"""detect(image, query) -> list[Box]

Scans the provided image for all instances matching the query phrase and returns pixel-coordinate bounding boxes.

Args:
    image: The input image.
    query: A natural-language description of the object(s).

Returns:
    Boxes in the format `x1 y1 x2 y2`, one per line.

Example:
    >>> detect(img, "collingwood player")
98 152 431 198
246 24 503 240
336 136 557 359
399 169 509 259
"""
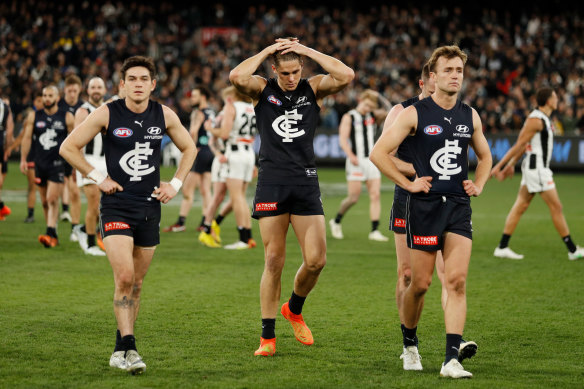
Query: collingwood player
60 56 196 374
0 98 14 220
329 89 390 242
71 77 108 256
491 87 584 260
230 37 354 356
370 45 492 378
20 85 74 247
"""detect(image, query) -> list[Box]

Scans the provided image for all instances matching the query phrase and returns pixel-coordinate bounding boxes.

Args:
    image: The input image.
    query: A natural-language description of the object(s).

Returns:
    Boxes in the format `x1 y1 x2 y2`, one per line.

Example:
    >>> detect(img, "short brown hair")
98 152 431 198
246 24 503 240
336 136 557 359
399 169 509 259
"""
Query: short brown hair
121 56 157 81
64 74 82 87
193 85 211 99
427 45 467 73
421 62 430 82
271 37 303 68
536 87 554 107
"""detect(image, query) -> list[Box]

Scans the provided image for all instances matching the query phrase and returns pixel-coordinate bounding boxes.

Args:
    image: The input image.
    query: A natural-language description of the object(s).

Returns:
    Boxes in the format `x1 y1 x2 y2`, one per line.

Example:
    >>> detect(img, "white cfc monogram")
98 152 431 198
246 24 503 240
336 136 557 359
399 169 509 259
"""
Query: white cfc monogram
430 139 462 180
119 142 155 181
272 109 305 142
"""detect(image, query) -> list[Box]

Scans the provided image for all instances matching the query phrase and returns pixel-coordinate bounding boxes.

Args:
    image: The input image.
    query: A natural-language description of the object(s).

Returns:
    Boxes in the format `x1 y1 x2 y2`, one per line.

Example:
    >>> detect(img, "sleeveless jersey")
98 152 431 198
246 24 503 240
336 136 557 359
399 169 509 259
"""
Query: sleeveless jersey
410 97 474 197
394 95 420 196
59 99 83 115
102 99 166 206
194 107 215 148
525 109 554 169
228 101 256 146
254 78 321 185
79 101 105 158
0 101 9 149
32 108 68 167
347 109 376 158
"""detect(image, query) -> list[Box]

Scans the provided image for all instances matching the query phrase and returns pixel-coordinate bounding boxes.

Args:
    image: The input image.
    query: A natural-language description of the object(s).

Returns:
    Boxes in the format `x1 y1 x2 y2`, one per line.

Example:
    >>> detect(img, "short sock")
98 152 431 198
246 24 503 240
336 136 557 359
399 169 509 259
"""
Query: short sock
62 204 69 212
371 220 379 232
177 216 186 226
445 333 462 363
334 213 343 224
237 226 246 243
402 326 418 347
215 215 224 225
87 234 96 248
261 318 276 339
563 235 577 253
27 208 34 217
80 225 86 233
121 335 137 352
47 227 57 239
499 234 511 249
202 223 211 234
288 291 306 315
0 202 4 209
71 223 78 231
199 215 206 227
246 228 253 240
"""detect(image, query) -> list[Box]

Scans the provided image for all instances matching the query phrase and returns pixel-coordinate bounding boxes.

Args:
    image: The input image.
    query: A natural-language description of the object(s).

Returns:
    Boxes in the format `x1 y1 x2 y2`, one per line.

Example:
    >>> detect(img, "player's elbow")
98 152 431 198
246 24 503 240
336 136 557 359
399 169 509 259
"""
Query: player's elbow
229 69 243 86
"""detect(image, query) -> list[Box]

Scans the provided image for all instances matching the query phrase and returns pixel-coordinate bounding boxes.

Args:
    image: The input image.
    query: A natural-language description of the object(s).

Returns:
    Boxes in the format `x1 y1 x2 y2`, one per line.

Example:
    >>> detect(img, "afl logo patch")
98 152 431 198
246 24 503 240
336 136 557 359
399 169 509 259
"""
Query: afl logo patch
268 95 282 106
36 121 46 128
113 128 133 138
456 125 469 133
147 126 162 135
424 125 443 135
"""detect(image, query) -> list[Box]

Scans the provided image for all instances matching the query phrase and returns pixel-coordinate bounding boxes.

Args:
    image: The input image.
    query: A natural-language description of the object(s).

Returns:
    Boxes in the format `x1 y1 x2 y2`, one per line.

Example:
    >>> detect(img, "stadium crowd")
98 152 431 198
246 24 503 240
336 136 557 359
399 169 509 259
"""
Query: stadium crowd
1 1 584 135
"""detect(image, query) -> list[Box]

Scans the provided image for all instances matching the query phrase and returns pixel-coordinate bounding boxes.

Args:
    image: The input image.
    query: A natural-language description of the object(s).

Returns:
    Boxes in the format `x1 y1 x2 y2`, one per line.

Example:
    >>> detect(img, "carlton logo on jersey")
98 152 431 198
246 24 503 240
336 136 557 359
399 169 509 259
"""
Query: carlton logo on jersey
272 109 305 142
39 129 58 150
268 95 282 106
114 128 133 138
430 139 462 180
119 142 155 181
424 125 443 135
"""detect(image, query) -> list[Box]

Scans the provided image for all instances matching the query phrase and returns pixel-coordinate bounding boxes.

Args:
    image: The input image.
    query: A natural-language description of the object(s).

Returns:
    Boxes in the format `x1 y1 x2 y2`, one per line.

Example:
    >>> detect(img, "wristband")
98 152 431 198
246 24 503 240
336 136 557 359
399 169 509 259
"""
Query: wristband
169 177 183 192
87 169 106 185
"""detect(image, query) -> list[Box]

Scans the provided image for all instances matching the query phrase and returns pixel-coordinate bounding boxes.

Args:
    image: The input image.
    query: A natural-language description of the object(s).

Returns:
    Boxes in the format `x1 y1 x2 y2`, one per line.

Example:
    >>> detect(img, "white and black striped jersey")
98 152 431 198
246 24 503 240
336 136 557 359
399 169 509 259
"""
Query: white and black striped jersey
79 101 105 158
0 101 10 149
347 109 376 158
525 109 554 169
228 101 256 146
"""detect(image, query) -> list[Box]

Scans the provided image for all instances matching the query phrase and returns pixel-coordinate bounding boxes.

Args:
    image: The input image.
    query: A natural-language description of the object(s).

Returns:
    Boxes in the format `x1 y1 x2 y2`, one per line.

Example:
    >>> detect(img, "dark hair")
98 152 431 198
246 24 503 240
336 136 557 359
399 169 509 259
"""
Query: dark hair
427 45 468 73
421 63 430 82
193 85 211 99
271 37 303 68
536 87 554 107
64 74 82 86
120 56 157 81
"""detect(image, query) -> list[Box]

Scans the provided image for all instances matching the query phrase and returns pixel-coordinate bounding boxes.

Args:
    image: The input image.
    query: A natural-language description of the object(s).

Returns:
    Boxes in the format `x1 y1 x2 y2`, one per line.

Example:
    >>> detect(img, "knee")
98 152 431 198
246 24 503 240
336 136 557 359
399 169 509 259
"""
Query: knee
41 201 48 210
550 201 563 214
305 253 327 274
369 190 380 203
115 271 135 292
447 276 466 296
132 279 143 298
411 276 432 296
398 266 412 287
264 252 285 276
348 193 360 204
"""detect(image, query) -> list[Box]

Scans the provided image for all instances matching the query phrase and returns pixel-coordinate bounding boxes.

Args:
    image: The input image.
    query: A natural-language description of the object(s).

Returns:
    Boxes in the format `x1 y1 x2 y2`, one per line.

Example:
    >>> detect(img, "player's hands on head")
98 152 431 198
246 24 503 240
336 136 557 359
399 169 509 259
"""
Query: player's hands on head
408 176 432 194
99 177 123 195
463 179 482 197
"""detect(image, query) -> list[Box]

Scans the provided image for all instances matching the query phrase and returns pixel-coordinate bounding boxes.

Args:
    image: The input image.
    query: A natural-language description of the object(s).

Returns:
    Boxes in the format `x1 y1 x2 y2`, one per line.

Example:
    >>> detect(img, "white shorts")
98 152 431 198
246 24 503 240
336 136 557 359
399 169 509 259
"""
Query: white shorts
225 146 255 183
345 157 381 181
521 159 555 194
211 156 227 183
77 156 107 187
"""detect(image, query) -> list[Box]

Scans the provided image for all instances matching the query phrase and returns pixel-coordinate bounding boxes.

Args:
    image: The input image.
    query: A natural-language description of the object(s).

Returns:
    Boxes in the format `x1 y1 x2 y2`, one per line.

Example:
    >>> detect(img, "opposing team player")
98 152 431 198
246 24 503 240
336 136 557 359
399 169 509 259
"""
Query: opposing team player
60 56 196 374
381 63 477 370
329 89 390 242
230 37 354 356
370 45 492 378
20 85 74 247
163 86 215 233
71 77 108 256
491 87 584 260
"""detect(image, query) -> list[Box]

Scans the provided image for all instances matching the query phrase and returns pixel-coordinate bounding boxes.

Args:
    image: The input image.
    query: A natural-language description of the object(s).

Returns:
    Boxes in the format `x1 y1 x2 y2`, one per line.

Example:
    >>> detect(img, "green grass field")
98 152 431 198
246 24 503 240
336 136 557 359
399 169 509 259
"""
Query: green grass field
1 162 583 388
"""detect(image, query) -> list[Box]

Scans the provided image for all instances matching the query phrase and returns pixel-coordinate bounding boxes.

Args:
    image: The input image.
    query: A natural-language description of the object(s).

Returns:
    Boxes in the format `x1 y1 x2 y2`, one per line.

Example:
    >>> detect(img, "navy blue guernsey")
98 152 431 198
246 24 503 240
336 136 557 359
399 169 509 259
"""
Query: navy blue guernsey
410 97 474 197
394 95 420 196
254 78 320 185
58 99 83 115
102 99 166 206
32 108 68 167
195 107 215 148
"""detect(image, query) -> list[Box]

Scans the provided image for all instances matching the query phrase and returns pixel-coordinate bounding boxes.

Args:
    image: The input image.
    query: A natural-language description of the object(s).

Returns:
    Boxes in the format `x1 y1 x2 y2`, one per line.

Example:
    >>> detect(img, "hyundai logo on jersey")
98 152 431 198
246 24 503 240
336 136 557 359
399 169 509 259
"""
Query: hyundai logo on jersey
456 125 470 133
113 128 133 137
147 126 162 135
268 95 282 106
424 125 443 135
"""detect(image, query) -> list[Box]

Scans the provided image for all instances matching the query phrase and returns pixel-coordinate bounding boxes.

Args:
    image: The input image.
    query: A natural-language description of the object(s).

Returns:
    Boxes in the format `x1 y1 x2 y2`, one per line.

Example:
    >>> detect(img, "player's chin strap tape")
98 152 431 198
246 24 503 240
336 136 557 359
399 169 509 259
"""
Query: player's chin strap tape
170 177 183 192
87 169 106 185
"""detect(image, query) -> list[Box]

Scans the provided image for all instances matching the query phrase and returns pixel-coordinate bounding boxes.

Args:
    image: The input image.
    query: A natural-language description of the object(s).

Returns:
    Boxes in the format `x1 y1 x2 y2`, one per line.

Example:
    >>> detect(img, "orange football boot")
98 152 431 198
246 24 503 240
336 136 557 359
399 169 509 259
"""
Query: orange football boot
281 302 314 345
254 337 276 356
